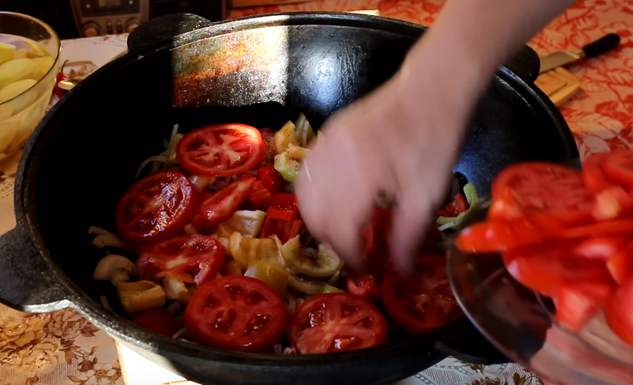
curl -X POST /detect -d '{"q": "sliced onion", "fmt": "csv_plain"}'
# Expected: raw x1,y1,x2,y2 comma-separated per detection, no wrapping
135,154,170,178
91,234,135,253
88,226,117,237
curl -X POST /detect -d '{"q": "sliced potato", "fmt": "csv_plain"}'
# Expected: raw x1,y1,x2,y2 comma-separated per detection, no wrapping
116,280,166,314
0,58,38,89
31,56,55,76
0,43,16,65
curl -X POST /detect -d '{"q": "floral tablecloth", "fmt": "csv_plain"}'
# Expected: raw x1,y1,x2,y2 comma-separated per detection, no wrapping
1,1,633,384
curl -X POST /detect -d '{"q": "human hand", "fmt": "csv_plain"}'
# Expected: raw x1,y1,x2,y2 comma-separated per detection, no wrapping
295,61,474,274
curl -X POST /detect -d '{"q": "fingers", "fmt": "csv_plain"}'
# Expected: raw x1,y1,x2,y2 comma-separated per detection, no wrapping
391,182,434,276
295,128,376,272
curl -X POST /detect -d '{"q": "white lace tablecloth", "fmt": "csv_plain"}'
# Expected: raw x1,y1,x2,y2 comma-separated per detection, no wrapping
0,22,547,385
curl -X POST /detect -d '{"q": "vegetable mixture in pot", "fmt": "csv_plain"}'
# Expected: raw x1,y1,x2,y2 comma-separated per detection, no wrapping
89,113,478,355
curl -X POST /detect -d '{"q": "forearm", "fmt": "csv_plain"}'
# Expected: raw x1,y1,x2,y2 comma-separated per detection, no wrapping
401,0,577,111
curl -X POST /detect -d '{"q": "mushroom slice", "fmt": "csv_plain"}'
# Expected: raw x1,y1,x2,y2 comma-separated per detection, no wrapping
288,274,326,296
279,237,343,278
116,280,166,314
93,254,137,285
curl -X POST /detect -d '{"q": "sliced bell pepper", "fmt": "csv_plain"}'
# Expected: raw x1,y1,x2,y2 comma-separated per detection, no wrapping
260,217,303,243
267,193,299,222
258,166,285,194
274,152,300,183
249,186,273,211
437,192,469,218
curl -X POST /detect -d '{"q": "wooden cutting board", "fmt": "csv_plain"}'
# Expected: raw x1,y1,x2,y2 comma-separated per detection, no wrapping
534,67,580,107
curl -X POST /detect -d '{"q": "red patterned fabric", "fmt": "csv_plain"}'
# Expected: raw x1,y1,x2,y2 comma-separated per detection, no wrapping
230,0,633,161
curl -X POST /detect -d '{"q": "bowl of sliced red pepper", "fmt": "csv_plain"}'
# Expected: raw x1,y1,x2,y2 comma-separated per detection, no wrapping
450,153,633,385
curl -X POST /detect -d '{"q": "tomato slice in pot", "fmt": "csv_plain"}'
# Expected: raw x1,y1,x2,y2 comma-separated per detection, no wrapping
437,192,469,217
196,175,256,226
132,308,181,337
601,150,633,189
561,218,633,239
136,234,226,286
345,274,382,303
592,185,633,221
572,236,628,261
176,123,264,177
607,239,633,285
184,275,288,353
114,170,198,244
381,254,463,335
490,162,594,226
288,292,388,354
503,241,614,298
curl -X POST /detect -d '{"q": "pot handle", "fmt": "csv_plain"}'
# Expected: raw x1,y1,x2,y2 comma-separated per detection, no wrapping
126,13,214,53
504,44,541,84
432,317,511,365
0,226,71,313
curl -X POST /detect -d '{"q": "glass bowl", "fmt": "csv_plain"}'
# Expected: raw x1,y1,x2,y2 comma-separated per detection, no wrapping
0,11,60,162
447,202,633,385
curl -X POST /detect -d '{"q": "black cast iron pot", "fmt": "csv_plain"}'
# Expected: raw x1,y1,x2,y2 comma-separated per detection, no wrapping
0,12,580,385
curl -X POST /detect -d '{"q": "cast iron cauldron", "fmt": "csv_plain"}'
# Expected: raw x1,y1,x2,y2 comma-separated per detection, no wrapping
0,12,580,385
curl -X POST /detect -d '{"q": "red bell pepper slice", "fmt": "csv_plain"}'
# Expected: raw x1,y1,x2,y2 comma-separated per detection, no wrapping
249,184,273,211
437,192,469,218
260,217,303,243
258,166,285,194
267,193,299,222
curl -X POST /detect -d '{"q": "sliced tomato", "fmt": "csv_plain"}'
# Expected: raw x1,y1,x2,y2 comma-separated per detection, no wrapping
114,170,198,244
601,150,633,189
437,192,469,218
136,234,226,286
582,152,617,193
176,123,264,177
554,280,615,333
490,162,594,226
132,308,181,337
288,292,388,354
258,166,285,194
381,254,463,334
184,276,288,353
572,236,628,260
605,277,633,346
266,193,298,222
196,175,256,226
607,240,633,284
562,218,633,239
592,185,633,221
503,241,613,298
455,218,553,254
345,274,382,303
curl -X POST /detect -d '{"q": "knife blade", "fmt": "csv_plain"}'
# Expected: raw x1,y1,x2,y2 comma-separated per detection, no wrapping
539,33,621,74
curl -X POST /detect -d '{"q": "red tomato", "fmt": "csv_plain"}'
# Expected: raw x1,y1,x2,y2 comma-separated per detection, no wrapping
345,274,382,303
288,293,388,354
561,218,633,239
136,234,226,286
132,308,181,337
572,236,628,260
601,150,633,189
554,280,614,333
196,175,256,226
184,276,287,353
592,185,633,221
490,162,594,226
114,170,198,244
503,241,613,298
607,240,633,285
582,152,616,193
455,218,553,254
605,277,633,346
176,123,264,177
437,192,469,217
258,166,285,194
381,254,463,335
